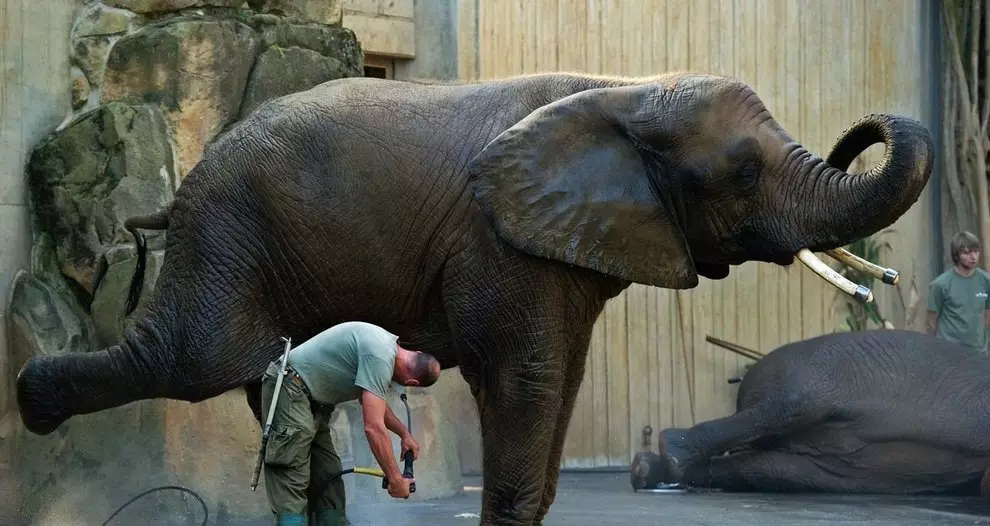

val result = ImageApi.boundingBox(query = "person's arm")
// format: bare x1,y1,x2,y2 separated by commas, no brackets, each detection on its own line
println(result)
926,311,939,336
384,404,410,439
360,391,404,484
985,275,990,329
926,279,943,336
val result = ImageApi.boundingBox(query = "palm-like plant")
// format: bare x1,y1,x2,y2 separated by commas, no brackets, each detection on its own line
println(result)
834,229,895,331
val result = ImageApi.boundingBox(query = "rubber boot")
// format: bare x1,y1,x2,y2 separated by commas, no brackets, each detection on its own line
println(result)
313,508,346,526
275,512,308,526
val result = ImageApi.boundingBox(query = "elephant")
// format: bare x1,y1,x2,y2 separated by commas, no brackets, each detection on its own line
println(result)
15,71,934,524
631,329,990,496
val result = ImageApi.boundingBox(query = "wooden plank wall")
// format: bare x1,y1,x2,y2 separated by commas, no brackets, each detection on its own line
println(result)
454,0,930,468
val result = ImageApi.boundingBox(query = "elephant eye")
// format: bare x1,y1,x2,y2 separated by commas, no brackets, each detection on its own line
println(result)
736,163,760,189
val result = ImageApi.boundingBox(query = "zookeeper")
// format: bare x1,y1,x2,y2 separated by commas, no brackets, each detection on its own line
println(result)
259,320,442,526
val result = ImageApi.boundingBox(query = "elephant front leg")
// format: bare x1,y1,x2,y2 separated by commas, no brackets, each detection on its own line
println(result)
475,359,564,525
535,334,593,523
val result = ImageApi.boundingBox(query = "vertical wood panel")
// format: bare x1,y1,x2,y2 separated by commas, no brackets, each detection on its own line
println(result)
461,0,929,468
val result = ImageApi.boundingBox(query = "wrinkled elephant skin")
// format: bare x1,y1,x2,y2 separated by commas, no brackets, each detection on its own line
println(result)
15,73,934,524
635,330,990,496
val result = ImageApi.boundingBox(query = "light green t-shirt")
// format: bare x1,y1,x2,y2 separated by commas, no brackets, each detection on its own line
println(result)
286,321,399,405
928,268,990,351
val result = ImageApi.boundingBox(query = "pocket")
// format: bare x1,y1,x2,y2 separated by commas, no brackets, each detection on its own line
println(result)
265,425,305,467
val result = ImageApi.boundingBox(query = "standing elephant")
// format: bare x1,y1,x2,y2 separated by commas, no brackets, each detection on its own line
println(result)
631,330,990,496
15,72,933,524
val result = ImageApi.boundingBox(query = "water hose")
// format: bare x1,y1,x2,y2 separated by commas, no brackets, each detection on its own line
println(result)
100,467,385,525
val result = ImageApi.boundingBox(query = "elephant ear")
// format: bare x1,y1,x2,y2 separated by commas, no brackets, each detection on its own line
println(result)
467,85,699,289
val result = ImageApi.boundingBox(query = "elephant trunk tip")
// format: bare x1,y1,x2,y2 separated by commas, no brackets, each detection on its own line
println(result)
825,113,935,225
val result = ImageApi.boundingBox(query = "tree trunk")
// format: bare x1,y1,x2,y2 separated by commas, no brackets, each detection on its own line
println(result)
941,0,990,270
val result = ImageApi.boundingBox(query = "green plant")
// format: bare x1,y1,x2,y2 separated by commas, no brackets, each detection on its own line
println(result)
834,229,895,332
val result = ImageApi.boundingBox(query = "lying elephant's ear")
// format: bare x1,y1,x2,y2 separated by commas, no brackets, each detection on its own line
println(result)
467,85,698,289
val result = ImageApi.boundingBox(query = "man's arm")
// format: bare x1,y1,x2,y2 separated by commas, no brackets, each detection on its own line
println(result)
360,390,403,484
384,405,410,439
926,311,939,336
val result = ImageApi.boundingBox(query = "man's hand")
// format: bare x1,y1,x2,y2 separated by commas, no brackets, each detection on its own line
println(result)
400,433,420,461
387,475,414,499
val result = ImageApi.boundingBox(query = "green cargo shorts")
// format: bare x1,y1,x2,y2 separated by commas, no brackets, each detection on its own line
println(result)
260,360,347,523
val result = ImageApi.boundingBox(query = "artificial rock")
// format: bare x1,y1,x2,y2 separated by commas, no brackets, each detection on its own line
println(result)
240,45,358,117
72,3,135,37
71,36,114,88
246,13,363,67
90,248,165,347
103,0,245,13
25,101,176,296
101,16,260,175
246,0,343,26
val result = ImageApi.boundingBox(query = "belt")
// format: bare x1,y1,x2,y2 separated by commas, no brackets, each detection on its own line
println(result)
283,365,310,396
282,365,333,413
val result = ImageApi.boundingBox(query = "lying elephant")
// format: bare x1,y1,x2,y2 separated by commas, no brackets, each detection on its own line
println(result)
16,71,933,524
632,329,990,496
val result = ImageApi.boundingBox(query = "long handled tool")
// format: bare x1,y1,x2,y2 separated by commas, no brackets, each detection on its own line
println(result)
382,392,416,494
250,336,293,491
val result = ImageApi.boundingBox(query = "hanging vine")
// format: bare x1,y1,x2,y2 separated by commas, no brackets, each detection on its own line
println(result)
941,0,990,269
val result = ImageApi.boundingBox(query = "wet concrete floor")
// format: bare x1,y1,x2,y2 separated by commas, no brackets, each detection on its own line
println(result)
33,471,990,525
345,472,990,526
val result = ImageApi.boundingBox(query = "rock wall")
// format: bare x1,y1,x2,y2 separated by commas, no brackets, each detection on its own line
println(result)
3,1,461,524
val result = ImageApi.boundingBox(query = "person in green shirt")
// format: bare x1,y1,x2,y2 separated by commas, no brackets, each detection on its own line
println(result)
927,231,990,352
259,321,442,526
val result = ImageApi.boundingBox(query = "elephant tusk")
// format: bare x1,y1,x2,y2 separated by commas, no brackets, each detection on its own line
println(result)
796,249,874,304
825,247,900,286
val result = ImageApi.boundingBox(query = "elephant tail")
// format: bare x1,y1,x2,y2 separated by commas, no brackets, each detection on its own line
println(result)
123,203,173,316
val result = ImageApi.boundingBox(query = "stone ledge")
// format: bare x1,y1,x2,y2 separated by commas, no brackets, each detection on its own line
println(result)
342,12,414,58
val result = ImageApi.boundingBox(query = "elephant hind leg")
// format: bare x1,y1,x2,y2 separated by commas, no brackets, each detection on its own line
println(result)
656,396,832,484
16,260,284,435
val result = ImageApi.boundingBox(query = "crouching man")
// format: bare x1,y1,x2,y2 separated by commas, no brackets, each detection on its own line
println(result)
260,321,442,526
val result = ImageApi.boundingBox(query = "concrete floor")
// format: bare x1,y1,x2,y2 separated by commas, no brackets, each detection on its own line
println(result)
39,471,990,525
343,472,990,526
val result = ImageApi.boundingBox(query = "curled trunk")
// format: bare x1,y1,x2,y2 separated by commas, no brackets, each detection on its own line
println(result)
803,114,934,251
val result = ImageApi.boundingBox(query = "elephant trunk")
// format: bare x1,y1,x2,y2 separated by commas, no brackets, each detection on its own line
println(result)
802,113,934,251
16,335,160,435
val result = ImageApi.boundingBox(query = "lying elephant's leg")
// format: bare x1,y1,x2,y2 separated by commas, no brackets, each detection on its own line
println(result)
655,397,830,484
682,448,981,494
682,449,844,492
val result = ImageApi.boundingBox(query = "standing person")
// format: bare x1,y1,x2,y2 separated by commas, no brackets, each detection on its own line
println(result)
259,321,442,526
926,231,990,352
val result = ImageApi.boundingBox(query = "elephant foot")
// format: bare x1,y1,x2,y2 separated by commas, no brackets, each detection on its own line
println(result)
654,427,695,483
16,355,69,435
